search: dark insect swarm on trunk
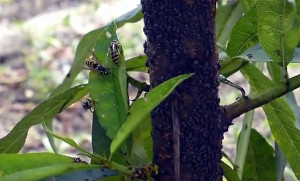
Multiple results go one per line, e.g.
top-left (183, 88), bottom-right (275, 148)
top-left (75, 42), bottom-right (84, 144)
top-left (142, 0), bottom-right (230, 180)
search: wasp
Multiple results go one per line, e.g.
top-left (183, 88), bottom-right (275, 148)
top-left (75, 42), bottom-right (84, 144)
top-left (82, 98), bottom-right (94, 113)
top-left (130, 164), bottom-right (158, 180)
top-left (109, 40), bottom-right (121, 66)
top-left (73, 157), bottom-right (82, 162)
top-left (85, 52), bottom-right (110, 75)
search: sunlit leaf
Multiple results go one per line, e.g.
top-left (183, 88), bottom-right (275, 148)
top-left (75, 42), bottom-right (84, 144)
top-left (125, 55), bottom-right (148, 72)
top-left (240, 0), bottom-right (257, 13)
top-left (115, 6), bottom-right (142, 28)
top-left (0, 85), bottom-right (88, 153)
top-left (50, 6), bottom-right (143, 96)
top-left (227, 6), bottom-right (258, 57)
top-left (89, 23), bottom-right (128, 140)
top-left (110, 73), bottom-right (193, 157)
top-left (257, 0), bottom-right (299, 66)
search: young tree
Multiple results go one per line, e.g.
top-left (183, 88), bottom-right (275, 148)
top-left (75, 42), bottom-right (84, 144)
top-left (1, 0), bottom-right (300, 181)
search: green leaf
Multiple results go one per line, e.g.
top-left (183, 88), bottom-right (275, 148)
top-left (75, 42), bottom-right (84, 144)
top-left (267, 62), bottom-right (282, 83)
top-left (50, 6), bottom-right (142, 96)
top-left (257, 0), bottom-right (299, 66)
top-left (222, 161), bottom-right (241, 181)
top-left (0, 84), bottom-right (88, 153)
top-left (130, 115), bottom-right (152, 166)
top-left (110, 73), bottom-right (193, 157)
top-left (242, 129), bottom-right (275, 181)
top-left (220, 57), bottom-right (248, 77)
top-left (241, 63), bottom-right (300, 179)
top-left (115, 6), bottom-right (142, 28)
top-left (43, 123), bottom-right (93, 157)
top-left (240, 0), bottom-right (257, 13)
top-left (0, 153), bottom-right (74, 175)
top-left (235, 110), bottom-right (254, 178)
top-left (227, 6), bottom-right (258, 57)
top-left (50, 28), bottom-right (104, 96)
top-left (0, 153), bottom-right (100, 181)
top-left (216, 3), bottom-right (243, 47)
top-left (294, 0), bottom-right (300, 22)
top-left (125, 55), bottom-right (148, 72)
top-left (92, 113), bottom-right (111, 158)
top-left (89, 23), bottom-right (128, 140)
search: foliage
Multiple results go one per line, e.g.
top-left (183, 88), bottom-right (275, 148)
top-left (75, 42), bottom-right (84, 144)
top-left (1, 0), bottom-right (300, 180)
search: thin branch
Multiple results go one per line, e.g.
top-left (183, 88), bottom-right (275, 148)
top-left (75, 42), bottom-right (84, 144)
top-left (224, 73), bottom-right (300, 120)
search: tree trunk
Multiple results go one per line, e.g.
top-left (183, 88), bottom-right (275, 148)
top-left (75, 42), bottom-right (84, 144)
top-left (142, 0), bottom-right (229, 180)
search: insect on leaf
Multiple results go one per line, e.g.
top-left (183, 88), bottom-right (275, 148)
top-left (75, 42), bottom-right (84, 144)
top-left (89, 22), bottom-right (128, 140)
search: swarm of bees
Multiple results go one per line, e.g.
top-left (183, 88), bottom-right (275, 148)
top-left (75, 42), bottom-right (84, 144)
top-left (85, 40), bottom-right (121, 75)
top-left (130, 164), bottom-right (158, 180)
top-left (82, 40), bottom-right (122, 113)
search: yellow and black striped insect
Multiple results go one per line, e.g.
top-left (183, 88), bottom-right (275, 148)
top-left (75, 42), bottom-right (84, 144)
top-left (130, 164), bottom-right (158, 180)
top-left (82, 98), bottom-right (94, 113)
top-left (109, 40), bottom-right (121, 66)
top-left (73, 157), bottom-right (82, 163)
top-left (85, 52), bottom-right (110, 75)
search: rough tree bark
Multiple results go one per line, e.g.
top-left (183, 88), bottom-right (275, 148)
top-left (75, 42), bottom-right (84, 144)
top-left (142, 0), bottom-right (231, 180)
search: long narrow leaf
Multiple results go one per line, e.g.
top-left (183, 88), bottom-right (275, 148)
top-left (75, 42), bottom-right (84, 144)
top-left (110, 73), bottom-right (193, 157)
top-left (227, 6), bottom-right (258, 57)
top-left (234, 110), bottom-right (254, 178)
top-left (257, 0), bottom-right (299, 66)
top-left (0, 85), bottom-right (88, 153)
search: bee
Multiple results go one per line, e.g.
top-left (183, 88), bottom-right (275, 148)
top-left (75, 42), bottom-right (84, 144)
top-left (73, 157), bottom-right (82, 162)
top-left (130, 164), bottom-right (158, 180)
top-left (109, 40), bottom-right (121, 66)
top-left (85, 52), bottom-right (110, 75)
top-left (82, 98), bottom-right (94, 113)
